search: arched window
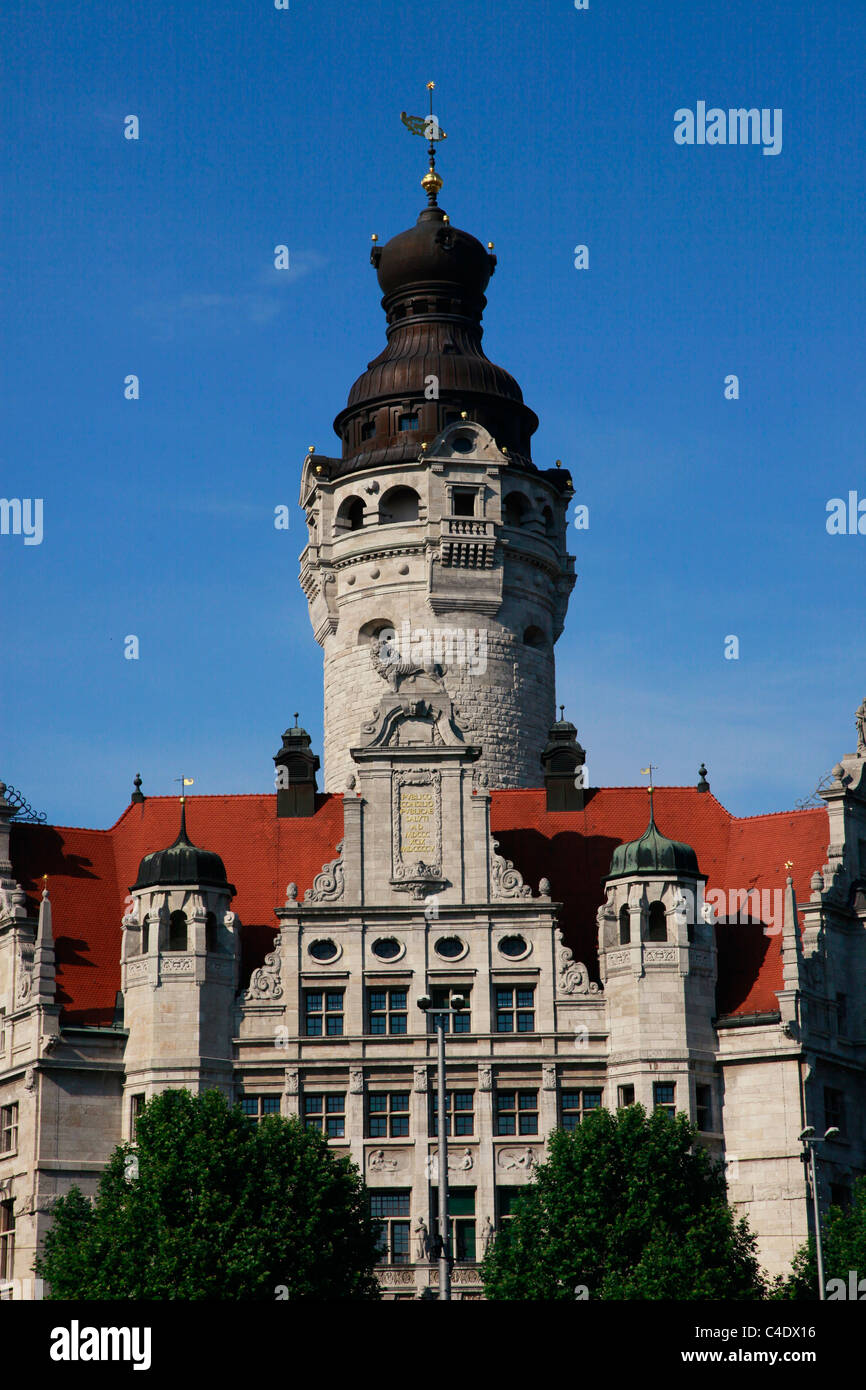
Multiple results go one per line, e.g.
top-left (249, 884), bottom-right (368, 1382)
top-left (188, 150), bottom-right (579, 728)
top-left (358, 617), bottom-right (395, 645)
top-left (523, 626), bottom-right (546, 648)
top-left (141, 919), bottom-right (149, 954)
top-left (167, 911), bottom-right (187, 952)
top-left (542, 505), bottom-right (555, 536)
top-left (335, 495), bottom-right (365, 533)
top-left (647, 901), bottom-right (667, 942)
top-left (619, 904), bottom-right (631, 945)
top-left (206, 912), bottom-right (219, 953)
top-left (503, 492), bottom-right (529, 527)
top-left (380, 486), bottom-right (420, 524)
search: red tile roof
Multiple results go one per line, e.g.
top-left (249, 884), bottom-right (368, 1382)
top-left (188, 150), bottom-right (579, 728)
top-left (9, 786), bottom-right (829, 1027)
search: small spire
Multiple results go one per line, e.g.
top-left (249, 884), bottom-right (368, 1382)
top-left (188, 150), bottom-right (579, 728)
top-left (697, 763), bottom-right (709, 794)
top-left (401, 82), bottom-right (447, 206)
top-left (131, 772), bottom-right (145, 804)
top-left (33, 877), bottom-right (56, 1002)
top-left (294, 713), bottom-right (299, 728)
top-left (640, 765), bottom-right (658, 822)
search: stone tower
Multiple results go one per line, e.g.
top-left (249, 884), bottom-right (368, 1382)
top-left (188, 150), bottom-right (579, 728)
top-left (298, 163), bottom-right (576, 792)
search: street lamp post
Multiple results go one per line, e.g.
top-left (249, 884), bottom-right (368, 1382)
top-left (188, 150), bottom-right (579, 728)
top-left (798, 1126), bottom-right (840, 1300)
top-left (418, 990), bottom-right (466, 1303)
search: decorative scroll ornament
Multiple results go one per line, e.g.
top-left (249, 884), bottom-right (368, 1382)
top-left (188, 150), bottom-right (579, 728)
top-left (3, 783), bottom-right (47, 824)
top-left (246, 932), bottom-right (283, 1000)
top-left (304, 843), bottom-right (344, 903)
top-left (557, 931), bottom-right (600, 996)
top-left (490, 841), bottom-right (531, 900)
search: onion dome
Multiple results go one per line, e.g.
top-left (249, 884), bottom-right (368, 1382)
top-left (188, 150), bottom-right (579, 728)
top-left (330, 179), bottom-right (541, 476)
top-left (132, 803), bottom-right (235, 893)
top-left (608, 808), bottom-right (701, 881)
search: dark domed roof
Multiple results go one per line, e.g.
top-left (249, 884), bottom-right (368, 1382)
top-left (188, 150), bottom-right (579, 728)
top-left (374, 206), bottom-right (493, 303)
top-left (608, 810), bottom-right (702, 881)
top-left (132, 804), bottom-right (234, 893)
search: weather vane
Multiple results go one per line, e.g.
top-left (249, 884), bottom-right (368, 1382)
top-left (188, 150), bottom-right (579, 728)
top-left (174, 775), bottom-right (194, 803)
top-left (401, 81), bottom-right (447, 205)
top-left (641, 764), bottom-right (658, 818)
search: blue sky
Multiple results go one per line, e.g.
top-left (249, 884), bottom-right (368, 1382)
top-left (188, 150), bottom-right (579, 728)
top-left (1, 0), bottom-right (864, 828)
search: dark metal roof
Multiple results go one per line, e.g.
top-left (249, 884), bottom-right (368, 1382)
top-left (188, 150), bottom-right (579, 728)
top-left (131, 803), bottom-right (235, 893)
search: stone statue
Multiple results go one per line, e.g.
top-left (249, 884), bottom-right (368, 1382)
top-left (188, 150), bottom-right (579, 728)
top-left (414, 1218), bottom-right (431, 1261)
top-left (368, 1149), bottom-right (397, 1172)
top-left (856, 698), bottom-right (866, 755)
top-left (480, 1216), bottom-right (495, 1257)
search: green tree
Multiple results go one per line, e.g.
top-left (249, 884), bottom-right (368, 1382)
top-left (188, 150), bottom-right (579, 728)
top-left (771, 1175), bottom-right (866, 1300)
top-left (481, 1105), bottom-right (764, 1300)
top-left (36, 1089), bottom-right (381, 1300)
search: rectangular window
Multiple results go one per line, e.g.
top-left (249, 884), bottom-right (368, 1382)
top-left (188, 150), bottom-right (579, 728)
top-left (367, 987), bottom-right (408, 1036)
top-left (430, 1090), bottom-right (475, 1137)
top-left (427, 986), bottom-right (472, 1034)
top-left (495, 1090), bottom-right (538, 1136)
top-left (617, 1084), bottom-right (635, 1108)
top-left (431, 1188), bottom-right (476, 1262)
top-left (824, 1086), bottom-right (845, 1135)
top-left (367, 1091), bottom-right (410, 1139)
top-left (496, 1186), bottom-right (526, 1226)
top-left (240, 1095), bottom-right (281, 1125)
top-left (0, 1202), bottom-right (13, 1283)
top-left (451, 488), bottom-right (477, 517)
top-left (653, 1082), bottom-right (676, 1118)
top-left (494, 985), bottom-right (535, 1034)
top-left (560, 1088), bottom-right (602, 1131)
top-left (398, 413), bottom-right (419, 431)
top-left (0, 1103), bottom-right (19, 1155)
top-left (836, 994), bottom-right (848, 1038)
top-left (695, 1084), bottom-right (713, 1132)
top-left (304, 989), bottom-right (344, 1037)
top-left (303, 1093), bottom-right (346, 1139)
top-left (370, 1191), bottom-right (411, 1266)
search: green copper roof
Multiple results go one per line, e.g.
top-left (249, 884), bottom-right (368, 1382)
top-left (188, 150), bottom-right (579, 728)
top-left (607, 809), bottom-right (701, 880)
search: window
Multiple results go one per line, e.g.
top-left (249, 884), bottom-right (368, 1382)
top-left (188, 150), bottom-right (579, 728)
top-left (498, 935), bottom-right (528, 959)
top-left (836, 994), bottom-right (848, 1038)
top-left (653, 1082), bottom-right (676, 1118)
top-left (309, 938), bottom-right (338, 962)
top-left (0, 1202), bottom-right (13, 1283)
top-left (619, 904), bottom-right (631, 945)
top-left (371, 937), bottom-right (402, 961)
top-left (380, 486), bottom-right (419, 524)
top-left (430, 1090), bottom-right (475, 1137)
top-left (167, 910), bottom-right (187, 952)
top-left (205, 912), bottom-right (219, 953)
top-left (304, 989), bottom-right (344, 1037)
top-left (451, 488), bottom-right (476, 517)
top-left (427, 986), bottom-right (471, 1034)
top-left (503, 492), bottom-right (529, 527)
top-left (495, 1090), bottom-right (538, 1136)
top-left (370, 1191), bottom-right (411, 1266)
top-left (304, 1093), bottom-right (345, 1139)
top-left (368, 1092), bottom-right (410, 1138)
top-left (0, 1103), bottom-right (18, 1155)
top-left (241, 1096), bottom-right (281, 1125)
top-left (360, 420), bottom-right (375, 441)
top-left (398, 413), bottom-right (419, 431)
top-left (433, 935), bottom-right (464, 960)
top-left (824, 1086), bottom-right (845, 1135)
top-left (141, 918), bottom-right (150, 953)
top-left (523, 626), bottom-right (546, 648)
top-left (696, 1084), bottom-right (713, 1132)
top-left (336, 495), bottom-right (365, 532)
top-left (496, 1187), bottom-right (525, 1226)
top-left (431, 1188), bottom-right (476, 1262)
top-left (367, 987), bottom-right (408, 1035)
top-left (494, 986), bottom-right (535, 1034)
top-left (618, 1084), bottom-right (635, 1108)
top-left (560, 1088), bottom-right (602, 1131)
top-left (647, 902), bottom-right (667, 942)
top-left (130, 1094), bottom-right (145, 1135)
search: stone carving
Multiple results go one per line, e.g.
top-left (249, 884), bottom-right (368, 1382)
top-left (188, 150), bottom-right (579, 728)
top-left (349, 1067), bottom-right (364, 1094)
top-left (557, 935), bottom-right (600, 996)
top-left (246, 933), bottom-right (283, 1000)
top-left (857, 697), bottom-right (866, 755)
top-left (24, 1067), bottom-right (36, 1092)
top-left (538, 877), bottom-right (551, 898)
top-left (480, 1216), bottom-right (495, 1257)
top-left (305, 843), bottom-right (345, 903)
top-left (497, 1147), bottom-right (538, 1172)
top-left (644, 948), bottom-right (677, 964)
top-left (414, 1218), bottom-right (431, 1261)
top-left (472, 767), bottom-right (489, 791)
top-left (391, 769), bottom-right (445, 897)
top-left (413, 1065), bottom-right (429, 1093)
top-left (285, 883), bottom-right (298, 904)
top-left (606, 950), bottom-right (630, 971)
top-left (478, 1064), bottom-right (492, 1092)
top-left (490, 842), bottom-right (531, 900)
top-left (368, 1149), bottom-right (399, 1172)
top-left (542, 1065), bottom-right (556, 1091)
top-left (284, 1068), bottom-right (299, 1095)
top-left (16, 960), bottom-right (32, 1003)
top-left (161, 956), bottom-right (194, 974)
top-left (378, 1269), bottom-right (415, 1287)
top-left (425, 1148), bottom-right (474, 1179)
top-left (126, 959), bottom-right (148, 981)
top-left (0, 882), bottom-right (27, 920)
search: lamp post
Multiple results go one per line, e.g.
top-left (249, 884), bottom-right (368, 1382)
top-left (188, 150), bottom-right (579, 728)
top-left (417, 990), bottom-right (466, 1302)
top-left (798, 1126), bottom-right (840, 1300)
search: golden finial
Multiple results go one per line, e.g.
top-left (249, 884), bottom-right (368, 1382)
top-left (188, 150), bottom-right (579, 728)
top-left (442, 213), bottom-right (450, 224)
top-left (420, 442), bottom-right (428, 451)
top-left (371, 233), bottom-right (378, 243)
top-left (555, 458), bottom-right (562, 467)
top-left (308, 445), bottom-right (315, 454)
top-left (487, 241), bottom-right (495, 250)
top-left (460, 411), bottom-right (468, 420)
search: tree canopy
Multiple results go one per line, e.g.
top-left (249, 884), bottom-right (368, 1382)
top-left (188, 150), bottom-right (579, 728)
top-left (36, 1088), bottom-right (381, 1300)
top-left (481, 1104), bottom-right (764, 1300)
top-left (772, 1175), bottom-right (866, 1300)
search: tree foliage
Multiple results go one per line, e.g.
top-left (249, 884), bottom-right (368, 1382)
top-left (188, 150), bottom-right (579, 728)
top-left (770, 1175), bottom-right (866, 1300)
top-left (36, 1089), bottom-right (381, 1300)
top-left (481, 1105), bottom-right (764, 1300)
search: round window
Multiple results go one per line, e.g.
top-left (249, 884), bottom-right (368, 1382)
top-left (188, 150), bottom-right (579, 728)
top-left (499, 934), bottom-right (528, 958)
top-left (308, 939), bottom-right (338, 962)
top-left (372, 937), bottom-right (402, 961)
top-left (452, 435), bottom-right (474, 453)
top-left (435, 936), bottom-right (464, 959)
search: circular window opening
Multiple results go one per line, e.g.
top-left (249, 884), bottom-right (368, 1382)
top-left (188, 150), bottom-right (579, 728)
top-left (435, 936), bottom-right (464, 959)
top-left (372, 937), bottom-right (402, 961)
top-left (308, 939), bottom-right (338, 962)
top-left (452, 435), bottom-right (474, 453)
top-left (499, 934), bottom-right (528, 958)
